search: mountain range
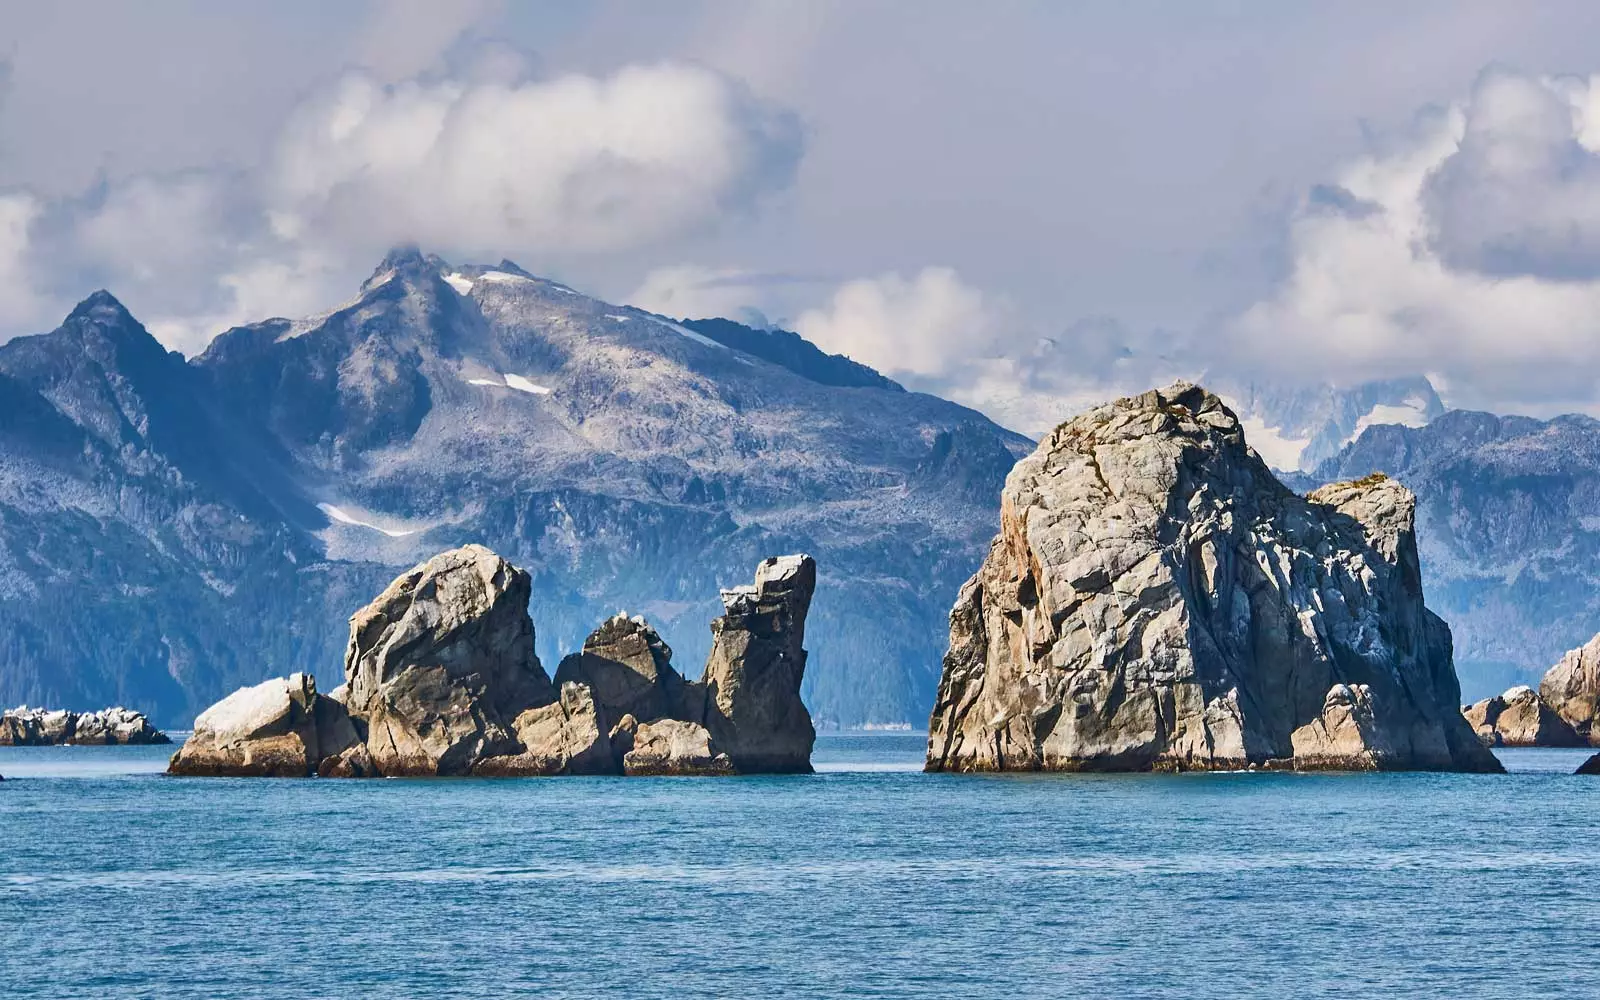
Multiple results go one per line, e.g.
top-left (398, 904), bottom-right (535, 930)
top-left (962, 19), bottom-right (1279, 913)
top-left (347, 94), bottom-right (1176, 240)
top-left (0, 249), bottom-right (1028, 728)
top-left (2, 246), bottom-right (1596, 725)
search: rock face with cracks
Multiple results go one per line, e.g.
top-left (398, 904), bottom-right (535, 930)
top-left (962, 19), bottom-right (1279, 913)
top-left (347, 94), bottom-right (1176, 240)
top-left (170, 545), bottom-right (817, 776)
top-left (925, 383), bottom-right (1501, 774)
top-left (1539, 632), bottom-right (1600, 746)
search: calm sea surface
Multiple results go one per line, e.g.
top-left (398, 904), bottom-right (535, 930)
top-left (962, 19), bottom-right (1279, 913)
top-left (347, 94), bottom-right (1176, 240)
top-left (2, 734), bottom-right (1596, 999)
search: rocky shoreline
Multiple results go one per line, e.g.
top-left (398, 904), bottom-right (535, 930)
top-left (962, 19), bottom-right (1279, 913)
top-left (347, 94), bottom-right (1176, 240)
top-left (1462, 632), bottom-right (1600, 774)
top-left (169, 547), bottom-right (817, 778)
top-left (1, 707), bottom-right (170, 746)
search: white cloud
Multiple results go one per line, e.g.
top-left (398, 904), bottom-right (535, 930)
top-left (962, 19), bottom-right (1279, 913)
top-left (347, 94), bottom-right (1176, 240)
top-left (1232, 67), bottom-right (1600, 414)
top-left (0, 59), bottom-right (803, 354)
top-left (266, 62), bottom-right (801, 260)
top-left (794, 267), bottom-right (1001, 379)
top-left (0, 192), bottom-right (41, 328)
top-left (628, 265), bottom-right (767, 321)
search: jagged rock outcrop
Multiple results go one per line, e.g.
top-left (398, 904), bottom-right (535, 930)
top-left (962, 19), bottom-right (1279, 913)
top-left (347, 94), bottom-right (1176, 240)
top-left (1539, 633), bottom-right (1600, 746)
top-left (926, 383), bottom-right (1502, 774)
top-left (171, 546), bottom-right (818, 777)
top-left (0, 706), bottom-right (170, 746)
top-left (342, 544), bottom-right (565, 775)
top-left (684, 555), bottom-right (817, 773)
top-left (554, 614), bottom-right (683, 733)
top-left (1462, 686), bottom-right (1582, 747)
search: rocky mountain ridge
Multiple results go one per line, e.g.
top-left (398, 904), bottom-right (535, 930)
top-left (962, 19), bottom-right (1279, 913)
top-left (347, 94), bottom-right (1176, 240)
top-left (1302, 408), bottom-right (1600, 700)
top-left (0, 249), bottom-right (1028, 728)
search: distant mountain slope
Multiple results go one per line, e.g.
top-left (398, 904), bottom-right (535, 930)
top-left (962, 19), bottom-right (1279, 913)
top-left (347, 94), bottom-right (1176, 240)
top-left (0, 293), bottom-right (385, 720)
top-left (1216, 376), bottom-right (1444, 472)
top-left (0, 249), bottom-right (1029, 728)
top-left (1306, 409), bottom-right (1600, 699)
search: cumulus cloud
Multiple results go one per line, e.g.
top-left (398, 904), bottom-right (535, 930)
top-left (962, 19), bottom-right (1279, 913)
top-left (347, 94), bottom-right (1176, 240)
top-left (1232, 66), bottom-right (1600, 413)
top-left (0, 192), bottom-right (41, 328)
top-left (267, 63), bottom-right (801, 260)
top-left (0, 59), bottom-right (803, 353)
top-left (793, 267), bottom-right (1003, 380)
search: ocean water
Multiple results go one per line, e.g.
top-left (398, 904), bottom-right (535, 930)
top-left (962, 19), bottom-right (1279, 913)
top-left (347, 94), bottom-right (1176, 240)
top-left (2, 734), bottom-right (1596, 999)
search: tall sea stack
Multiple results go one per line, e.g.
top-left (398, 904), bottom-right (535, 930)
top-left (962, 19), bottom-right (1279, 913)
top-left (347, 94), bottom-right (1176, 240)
top-left (926, 382), bottom-right (1501, 773)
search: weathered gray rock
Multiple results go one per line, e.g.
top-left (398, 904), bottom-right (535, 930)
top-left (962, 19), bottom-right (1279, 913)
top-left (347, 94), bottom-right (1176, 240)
top-left (172, 545), bottom-right (818, 777)
top-left (343, 544), bottom-right (557, 775)
top-left (623, 718), bottom-right (733, 776)
top-left (926, 383), bottom-right (1502, 774)
top-left (684, 555), bottom-right (817, 773)
top-left (1539, 633), bottom-right (1600, 746)
top-left (1463, 686), bottom-right (1582, 747)
top-left (168, 673), bottom-right (331, 777)
top-left (0, 706), bottom-right (170, 745)
top-left (554, 614), bottom-right (683, 732)
top-left (473, 682), bottom-right (615, 776)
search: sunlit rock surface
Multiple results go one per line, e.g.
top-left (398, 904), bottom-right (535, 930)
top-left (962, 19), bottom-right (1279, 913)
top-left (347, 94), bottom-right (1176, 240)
top-left (926, 383), bottom-right (1500, 774)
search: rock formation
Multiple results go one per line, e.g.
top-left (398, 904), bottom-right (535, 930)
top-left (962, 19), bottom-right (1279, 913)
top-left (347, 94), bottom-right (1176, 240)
top-left (0, 706), bottom-right (170, 745)
top-left (168, 674), bottom-right (346, 777)
top-left (1578, 753), bottom-right (1600, 775)
top-left (1539, 633), bottom-right (1600, 745)
top-left (683, 555), bottom-right (818, 773)
top-left (925, 383), bottom-right (1502, 774)
top-left (554, 614), bottom-right (683, 733)
top-left (170, 546), bottom-right (818, 777)
top-left (1462, 686), bottom-right (1582, 747)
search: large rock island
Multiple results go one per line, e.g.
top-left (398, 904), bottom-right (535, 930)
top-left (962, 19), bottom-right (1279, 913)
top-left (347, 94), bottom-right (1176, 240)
top-left (170, 545), bottom-right (817, 777)
top-left (926, 383), bottom-right (1501, 773)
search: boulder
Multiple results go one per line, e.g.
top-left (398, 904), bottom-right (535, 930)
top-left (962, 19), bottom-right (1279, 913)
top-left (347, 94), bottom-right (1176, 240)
top-left (1578, 753), bottom-right (1600, 775)
top-left (623, 718), bottom-right (733, 776)
top-left (554, 614), bottom-right (683, 732)
top-left (1462, 686), bottom-right (1582, 747)
top-left (168, 674), bottom-right (331, 777)
top-left (0, 706), bottom-right (170, 745)
top-left (686, 554), bottom-right (817, 773)
top-left (1539, 633), bottom-right (1600, 745)
top-left (343, 544), bottom-right (555, 775)
top-left (473, 683), bottom-right (614, 776)
top-left (925, 383), bottom-right (1502, 774)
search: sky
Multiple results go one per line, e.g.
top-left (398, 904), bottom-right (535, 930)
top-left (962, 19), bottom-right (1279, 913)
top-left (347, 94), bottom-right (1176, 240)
top-left (6, 1), bottom-right (1600, 427)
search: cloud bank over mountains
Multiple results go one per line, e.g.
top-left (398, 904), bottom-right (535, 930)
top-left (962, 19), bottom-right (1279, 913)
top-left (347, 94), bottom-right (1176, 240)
top-left (1232, 67), bottom-right (1600, 415)
top-left (6, 5), bottom-right (1600, 425)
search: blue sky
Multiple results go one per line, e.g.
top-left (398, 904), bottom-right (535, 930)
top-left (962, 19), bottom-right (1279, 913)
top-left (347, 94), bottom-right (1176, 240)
top-left (5, 1), bottom-right (1600, 422)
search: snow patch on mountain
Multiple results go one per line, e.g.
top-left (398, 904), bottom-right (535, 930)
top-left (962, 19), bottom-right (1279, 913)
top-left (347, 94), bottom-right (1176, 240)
top-left (317, 503), bottom-right (417, 538)
top-left (645, 315), bottom-right (727, 350)
top-left (1352, 395), bottom-right (1435, 438)
top-left (443, 273), bottom-right (475, 295)
top-left (1234, 414), bottom-right (1313, 471)
top-left (503, 374), bottom-right (551, 395)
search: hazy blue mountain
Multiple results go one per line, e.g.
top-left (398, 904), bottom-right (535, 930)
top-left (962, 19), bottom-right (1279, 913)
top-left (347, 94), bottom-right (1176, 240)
top-left (1215, 375), bottom-right (1444, 472)
top-left (0, 250), bottom-right (1029, 728)
top-left (1304, 409), bottom-right (1600, 700)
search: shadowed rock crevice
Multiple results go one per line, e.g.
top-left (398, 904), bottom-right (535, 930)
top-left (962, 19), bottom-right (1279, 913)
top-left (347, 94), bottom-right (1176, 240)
top-left (926, 382), bottom-right (1502, 774)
